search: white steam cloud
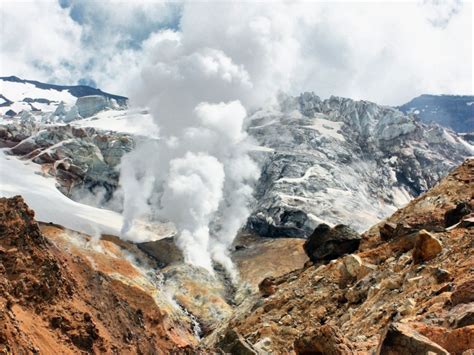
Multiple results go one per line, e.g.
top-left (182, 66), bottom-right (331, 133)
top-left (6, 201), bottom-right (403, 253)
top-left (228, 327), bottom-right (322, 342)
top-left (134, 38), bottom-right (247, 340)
top-left (119, 9), bottom-right (297, 275)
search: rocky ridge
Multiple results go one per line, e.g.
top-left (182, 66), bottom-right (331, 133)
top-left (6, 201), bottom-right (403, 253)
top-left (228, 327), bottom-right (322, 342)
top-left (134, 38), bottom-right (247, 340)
top-left (0, 76), bottom-right (127, 119)
top-left (246, 92), bottom-right (472, 237)
top-left (0, 122), bottom-right (133, 206)
top-left (204, 158), bottom-right (474, 354)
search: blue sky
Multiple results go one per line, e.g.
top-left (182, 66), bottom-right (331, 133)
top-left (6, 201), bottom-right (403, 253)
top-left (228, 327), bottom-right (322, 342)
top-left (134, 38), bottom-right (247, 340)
top-left (0, 0), bottom-right (472, 105)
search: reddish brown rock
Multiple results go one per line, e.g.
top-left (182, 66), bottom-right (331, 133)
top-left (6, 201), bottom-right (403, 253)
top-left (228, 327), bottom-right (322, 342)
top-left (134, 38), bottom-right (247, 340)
top-left (259, 277), bottom-right (277, 297)
top-left (0, 196), bottom-right (197, 354)
top-left (377, 322), bottom-right (449, 355)
top-left (451, 279), bottom-right (474, 306)
top-left (413, 322), bottom-right (474, 355)
top-left (294, 324), bottom-right (353, 355)
top-left (412, 229), bottom-right (443, 264)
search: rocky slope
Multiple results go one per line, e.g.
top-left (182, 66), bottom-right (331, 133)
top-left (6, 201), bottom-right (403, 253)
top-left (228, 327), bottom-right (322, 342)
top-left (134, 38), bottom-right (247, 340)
top-left (0, 196), bottom-right (201, 354)
top-left (0, 195), bottom-right (308, 353)
top-left (205, 158), bottom-right (473, 354)
top-left (246, 93), bottom-right (473, 237)
top-left (399, 94), bottom-right (474, 133)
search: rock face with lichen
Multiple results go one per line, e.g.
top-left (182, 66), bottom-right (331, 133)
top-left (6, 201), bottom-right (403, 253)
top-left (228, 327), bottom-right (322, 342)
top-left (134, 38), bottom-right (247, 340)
top-left (204, 159), bottom-right (474, 354)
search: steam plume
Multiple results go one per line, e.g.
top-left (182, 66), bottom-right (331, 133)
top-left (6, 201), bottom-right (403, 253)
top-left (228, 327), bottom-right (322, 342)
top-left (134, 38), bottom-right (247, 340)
top-left (119, 3), bottom-right (302, 276)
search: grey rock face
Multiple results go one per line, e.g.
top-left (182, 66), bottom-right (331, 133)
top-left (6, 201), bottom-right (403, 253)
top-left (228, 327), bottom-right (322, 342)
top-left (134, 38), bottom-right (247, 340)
top-left (76, 95), bottom-right (109, 118)
top-left (6, 124), bottom-right (133, 206)
top-left (246, 93), bottom-right (473, 237)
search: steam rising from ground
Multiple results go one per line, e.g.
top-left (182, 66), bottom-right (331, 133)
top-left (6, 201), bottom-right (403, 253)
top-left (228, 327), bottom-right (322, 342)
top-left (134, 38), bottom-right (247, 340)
top-left (119, 4), bottom-right (306, 276)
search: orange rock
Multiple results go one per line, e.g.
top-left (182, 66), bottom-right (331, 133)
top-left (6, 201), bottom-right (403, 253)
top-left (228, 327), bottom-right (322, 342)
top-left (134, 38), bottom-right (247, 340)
top-left (451, 279), bottom-right (474, 306)
top-left (412, 229), bottom-right (443, 264)
top-left (377, 322), bottom-right (449, 355)
top-left (412, 322), bottom-right (474, 355)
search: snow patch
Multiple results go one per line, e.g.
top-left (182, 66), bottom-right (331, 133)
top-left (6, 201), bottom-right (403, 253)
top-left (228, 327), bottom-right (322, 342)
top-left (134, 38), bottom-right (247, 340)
top-left (0, 80), bottom-right (76, 104)
top-left (303, 117), bottom-right (345, 141)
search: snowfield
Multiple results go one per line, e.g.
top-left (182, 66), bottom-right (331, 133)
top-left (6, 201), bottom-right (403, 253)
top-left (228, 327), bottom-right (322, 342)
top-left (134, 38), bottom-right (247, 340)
top-left (0, 149), bottom-right (123, 237)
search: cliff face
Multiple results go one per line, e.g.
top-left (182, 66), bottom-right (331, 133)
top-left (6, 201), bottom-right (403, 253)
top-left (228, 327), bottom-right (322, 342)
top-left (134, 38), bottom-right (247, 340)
top-left (207, 159), bottom-right (474, 354)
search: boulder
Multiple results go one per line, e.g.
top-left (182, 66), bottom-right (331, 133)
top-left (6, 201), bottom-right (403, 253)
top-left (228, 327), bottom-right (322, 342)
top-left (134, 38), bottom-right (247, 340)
top-left (343, 254), bottom-right (377, 280)
top-left (294, 324), bottom-right (353, 355)
top-left (378, 222), bottom-right (419, 241)
top-left (259, 277), bottom-right (277, 297)
top-left (445, 202), bottom-right (472, 227)
top-left (433, 267), bottom-right (452, 283)
top-left (64, 105), bottom-right (81, 123)
top-left (412, 322), bottom-right (474, 355)
top-left (304, 224), bottom-right (361, 262)
top-left (377, 322), bottom-right (449, 355)
top-left (448, 303), bottom-right (474, 329)
top-left (137, 237), bottom-right (184, 267)
top-left (412, 230), bottom-right (442, 264)
top-left (343, 254), bottom-right (363, 278)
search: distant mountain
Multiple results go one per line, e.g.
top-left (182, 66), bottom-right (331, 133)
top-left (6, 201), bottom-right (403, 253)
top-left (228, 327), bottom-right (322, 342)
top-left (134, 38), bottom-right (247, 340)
top-left (399, 94), bottom-right (473, 133)
top-left (0, 76), bottom-right (128, 104)
top-left (0, 76), bottom-right (128, 119)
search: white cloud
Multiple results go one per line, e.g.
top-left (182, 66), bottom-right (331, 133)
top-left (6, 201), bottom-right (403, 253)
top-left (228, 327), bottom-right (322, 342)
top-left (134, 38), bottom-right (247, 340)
top-left (1, 1), bottom-right (471, 104)
top-left (0, 1), bottom-right (83, 83)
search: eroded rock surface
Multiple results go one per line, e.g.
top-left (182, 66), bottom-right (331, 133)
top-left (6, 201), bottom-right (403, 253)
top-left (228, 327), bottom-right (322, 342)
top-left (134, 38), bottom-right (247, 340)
top-left (0, 196), bottom-right (197, 353)
top-left (204, 159), bottom-right (474, 354)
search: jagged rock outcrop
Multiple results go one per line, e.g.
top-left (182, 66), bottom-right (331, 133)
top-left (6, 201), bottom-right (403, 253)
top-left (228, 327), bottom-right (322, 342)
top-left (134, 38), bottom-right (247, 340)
top-left (205, 159), bottom-right (474, 354)
top-left (303, 224), bottom-right (361, 262)
top-left (246, 93), bottom-right (473, 237)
